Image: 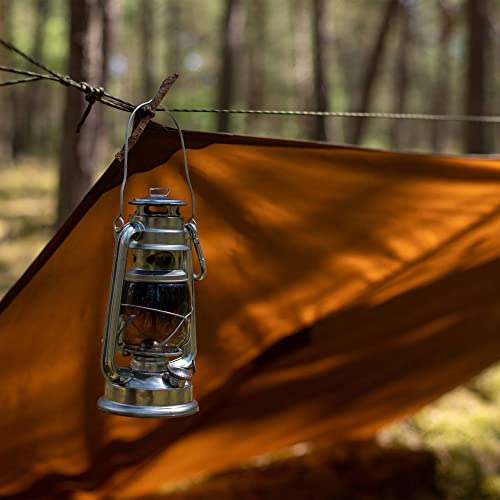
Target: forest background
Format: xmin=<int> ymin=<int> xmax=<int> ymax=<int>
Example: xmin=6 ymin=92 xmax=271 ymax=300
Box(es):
xmin=0 ymin=0 xmax=499 ymax=498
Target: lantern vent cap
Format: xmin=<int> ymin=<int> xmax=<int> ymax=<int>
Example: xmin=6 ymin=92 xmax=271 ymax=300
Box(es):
xmin=129 ymin=187 xmax=187 ymax=206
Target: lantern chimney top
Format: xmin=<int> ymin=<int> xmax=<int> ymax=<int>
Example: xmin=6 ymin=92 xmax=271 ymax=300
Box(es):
xmin=129 ymin=187 xmax=188 ymax=207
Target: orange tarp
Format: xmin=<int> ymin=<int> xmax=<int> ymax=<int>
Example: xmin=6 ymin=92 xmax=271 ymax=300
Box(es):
xmin=1 ymin=124 xmax=500 ymax=499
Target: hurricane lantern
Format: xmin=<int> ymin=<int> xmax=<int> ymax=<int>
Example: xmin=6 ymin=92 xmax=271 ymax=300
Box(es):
xmin=98 ymin=187 xmax=206 ymax=418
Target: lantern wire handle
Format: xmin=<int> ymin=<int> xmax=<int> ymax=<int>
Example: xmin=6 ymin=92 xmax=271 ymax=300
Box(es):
xmin=164 ymin=108 xmax=196 ymax=222
xmin=114 ymin=99 xmax=152 ymax=232
xmin=114 ymin=101 xmax=197 ymax=233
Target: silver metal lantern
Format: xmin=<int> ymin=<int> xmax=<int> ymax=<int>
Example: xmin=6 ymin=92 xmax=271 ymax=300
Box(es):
xmin=98 ymin=187 xmax=205 ymax=418
xmin=98 ymin=102 xmax=205 ymax=418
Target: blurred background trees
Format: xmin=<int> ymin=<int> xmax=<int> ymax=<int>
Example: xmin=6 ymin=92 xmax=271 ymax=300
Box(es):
xmin=1 ymin=0 xmax=497 ymax=166
xmin=57 ymin=0 xmax=113 ymax=225
xmin=0 ymin=1 xmax=499 ymax=497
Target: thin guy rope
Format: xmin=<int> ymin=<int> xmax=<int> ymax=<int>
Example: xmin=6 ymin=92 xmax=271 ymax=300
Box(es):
xmin=0 ymin=36 xmax=135 ymax=112
xmin=0 ymin=65 xmax=59 ymax=81
xmin=1 ymin=37 xmax=499 ymax=124
xmin=0 ymin=62 xmax=133 ymax=111
xmin=168 ymin=108 xmax=500 ymax=123
xmin=0 ymin=75 xmax=44 ymax=86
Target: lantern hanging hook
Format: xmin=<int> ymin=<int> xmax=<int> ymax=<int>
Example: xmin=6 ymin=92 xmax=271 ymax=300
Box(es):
xmin=114 ymin=100 xmax=197 ymax=233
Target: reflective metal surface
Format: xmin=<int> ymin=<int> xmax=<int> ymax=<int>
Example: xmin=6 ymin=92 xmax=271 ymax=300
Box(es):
xmin=101 ymin=222 xmax=143 ymax=383
xmin=99 ymin=187 xmax=205 ymax=418
xmin=98 ymin=367 xmax=198 ymax=418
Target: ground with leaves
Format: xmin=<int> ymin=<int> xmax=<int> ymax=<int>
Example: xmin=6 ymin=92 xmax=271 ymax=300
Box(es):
xmin=1 ymin=160 xmax=499 ymax=499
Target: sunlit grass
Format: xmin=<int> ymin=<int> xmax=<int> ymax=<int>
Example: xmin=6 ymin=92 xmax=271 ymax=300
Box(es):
xmin=0 ymin=157 xmax=56 ymax=297
xmin=378 ymin=365 xmax=500 ymax=499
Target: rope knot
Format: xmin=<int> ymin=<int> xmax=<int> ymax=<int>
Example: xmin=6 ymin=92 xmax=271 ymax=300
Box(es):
xmin=76 ymin=83 xmax=105 ymax=133
xmin=83 ymin=85 xmax=105 ymax=103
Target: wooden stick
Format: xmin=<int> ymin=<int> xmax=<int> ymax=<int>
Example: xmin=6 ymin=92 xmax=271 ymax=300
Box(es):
xmin=115 ymin=73 xmax=179 ymax=162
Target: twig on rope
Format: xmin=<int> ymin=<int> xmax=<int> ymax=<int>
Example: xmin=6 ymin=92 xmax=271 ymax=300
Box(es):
xmin=115 ymin=74 xmax=179 ymax=162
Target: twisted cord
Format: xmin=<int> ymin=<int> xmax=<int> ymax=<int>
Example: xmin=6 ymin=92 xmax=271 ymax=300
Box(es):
xmin=0 ymin=62 xmax=133 ymax=112
xmin=168 ymin=108 xmax=500 ymax=123
xmin=0 ymin=64 xmax=60 ymax=82
xmin=0 ymin=36 xmax=135 ymax=113
xmin=0 ymin=75 xmax=44 ymax=87
xmin=1 ymin=37 xmax=499 ymax=124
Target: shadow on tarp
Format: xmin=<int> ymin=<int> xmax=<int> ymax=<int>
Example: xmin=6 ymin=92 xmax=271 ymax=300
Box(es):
xmin=131 ymin=440 xmax=440 ymax=500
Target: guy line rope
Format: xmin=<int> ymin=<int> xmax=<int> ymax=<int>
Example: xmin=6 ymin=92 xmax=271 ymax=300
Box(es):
xmin=1 ymin=36 xmax=500 ymax=125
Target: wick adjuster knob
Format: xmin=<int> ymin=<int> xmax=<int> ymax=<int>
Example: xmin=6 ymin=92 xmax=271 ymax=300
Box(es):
xmin=164 ymin=365 xmax=192 ymax=388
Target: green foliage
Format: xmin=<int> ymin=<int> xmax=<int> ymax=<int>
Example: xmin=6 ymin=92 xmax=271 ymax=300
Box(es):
xmin=379 ymin=365 xmax=500 ymax=499
xmin=7 ymin=0 xmax=67 ymax=69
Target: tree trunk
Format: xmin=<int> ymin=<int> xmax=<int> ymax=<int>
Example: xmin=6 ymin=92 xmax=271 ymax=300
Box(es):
xmin=94 ymin=0 xmax=116 ymax=165
xmin=101 ymin=0 xmax=116 ymax=86
xmin=390 ymin=1 xmax=410 ymax=149
xmin=140 ymin=0 xmax=155 ymax=98
xmin=350 ymin=0 xmax=399 ymax=145
xmin=57 ymin=0 xmax=105 ymax=226
xmin=311 ymin=0 xmax=329 ymax=141
xmin=166 ymin=0 xmax=181 ymax=72
xmin=290 ymin=0 xmax=315 ymax=139
xmin=8 ymin=0 xmax=26 ymax=160
xmin=464 ymin=0 xmax=492 ymax=153
xmin=430 ymin=0 xmax=457 ymax=152
xmin=21 ymin=0 xmax=50 ymax=153
xmin=217 ymin=0 xmax=245 ymax=133
xmin=0 ymin=0 xmax=13 ymax=164
xmin=245 ymin=0 xmax=267 ymax=133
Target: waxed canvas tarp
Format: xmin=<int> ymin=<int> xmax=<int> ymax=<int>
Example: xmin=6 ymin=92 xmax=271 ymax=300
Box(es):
xmin=1 ymin=123 xmax=500 ymax=499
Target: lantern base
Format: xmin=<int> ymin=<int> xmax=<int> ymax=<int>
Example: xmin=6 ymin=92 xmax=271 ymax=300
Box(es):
xmin=97 ymin=368 xmax=198 ymax=418
xmin=97 ymin=397 xmax=199 ymax=418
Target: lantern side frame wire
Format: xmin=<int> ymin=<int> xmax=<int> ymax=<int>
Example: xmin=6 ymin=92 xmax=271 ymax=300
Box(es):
xmin=101 ymin=222 xmax=144 ymax=383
